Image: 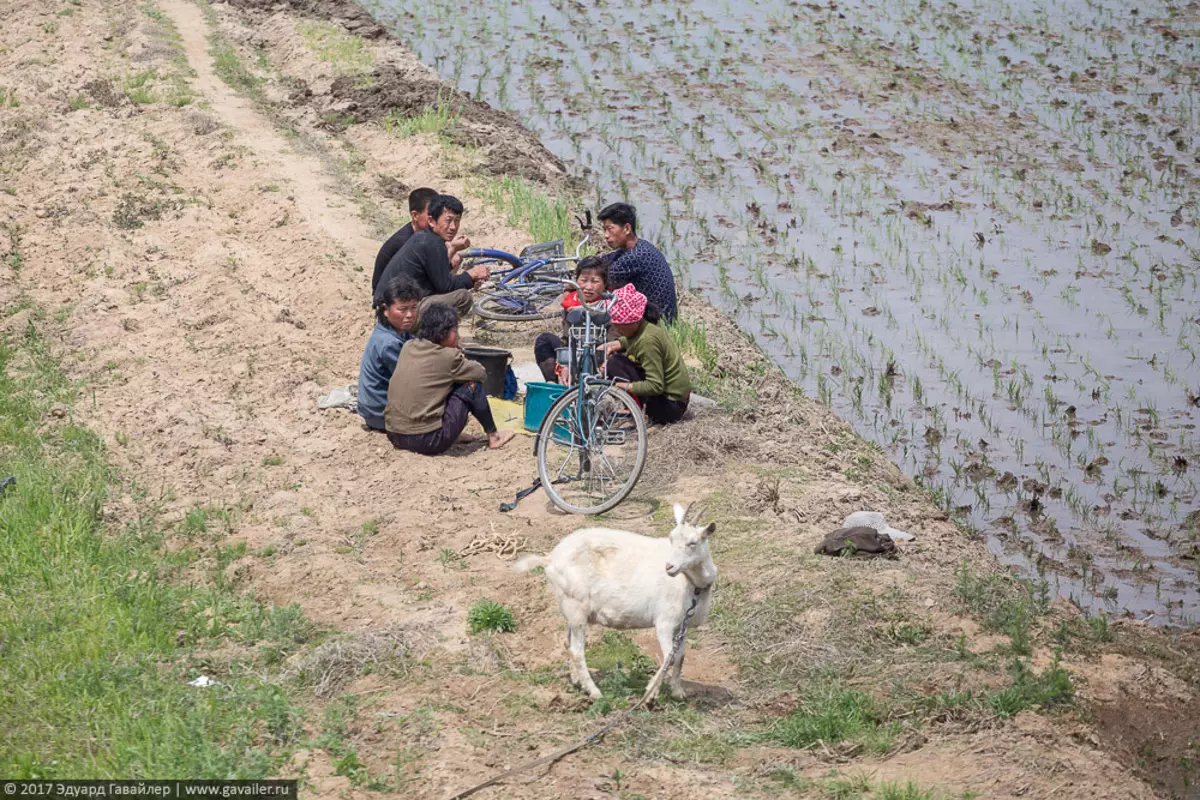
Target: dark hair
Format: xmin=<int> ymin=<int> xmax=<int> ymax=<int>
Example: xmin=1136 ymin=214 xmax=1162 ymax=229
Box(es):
xmin=408 ymin=187 xmax=438 ymax=214
xmin=644 ymin=300 xmax=662 ymax=325
xmin=374 ymin=275 xmax=424 ymax=325
xmin=598 ymin=202 xmax=637 ymax=236
xmin=417 ymin=302 xmax=458 ymax=343
xmin=575 ymin=255 xmax=609 ymax=287
xmin=428 ymin=194 xmax=465 ymax=220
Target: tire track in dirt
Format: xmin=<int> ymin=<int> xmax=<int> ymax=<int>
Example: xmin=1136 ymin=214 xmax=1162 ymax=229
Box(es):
xmin=160 ymin=0 xmax=378 ymax=265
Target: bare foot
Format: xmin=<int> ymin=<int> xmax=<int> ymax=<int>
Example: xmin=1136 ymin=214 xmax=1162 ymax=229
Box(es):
xmin=488 ymin=430 xmax=516 ymax=450
xmin=456 ymin=432 xmax=480 ymax=444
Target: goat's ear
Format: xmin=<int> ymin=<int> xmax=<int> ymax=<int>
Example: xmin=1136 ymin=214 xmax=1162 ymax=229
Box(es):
xmin=673 ymin=503 xmax=686 ymax=525
xmin=703 ymin=522 xmax=717 ymax=538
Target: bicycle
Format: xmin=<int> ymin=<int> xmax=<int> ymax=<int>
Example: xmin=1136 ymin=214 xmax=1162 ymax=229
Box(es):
xmin=466 ymin=212 xmax=593 ymax=322
xmin=534 ymin=280 xmax=648 ymax=515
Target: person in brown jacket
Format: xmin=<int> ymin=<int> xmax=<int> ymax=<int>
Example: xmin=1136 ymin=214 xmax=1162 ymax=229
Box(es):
xmin=384 ymin=303 xmax=515 ymax=455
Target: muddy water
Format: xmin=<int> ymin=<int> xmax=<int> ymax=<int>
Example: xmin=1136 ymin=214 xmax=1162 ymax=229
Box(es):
xmin=363 ymin=0 xmax=1200 ymax=622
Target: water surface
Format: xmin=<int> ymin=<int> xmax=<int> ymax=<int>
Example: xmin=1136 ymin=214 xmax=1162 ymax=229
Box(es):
xmin=365 ymin=0 xmax=1200 ymax=622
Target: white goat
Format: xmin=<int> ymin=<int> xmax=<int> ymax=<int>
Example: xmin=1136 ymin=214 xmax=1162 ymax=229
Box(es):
xmin=515 ymin=503 xmax=717 ymax=702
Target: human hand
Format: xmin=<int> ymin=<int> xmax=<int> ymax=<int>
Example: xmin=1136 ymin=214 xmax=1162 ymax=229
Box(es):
xmin=603 ymin=340 xmax=622 ymax=356
xmin=450 ymin=234 xmax=471 ymax=252
xmin=467 ymin=263 xmax=489 ymax=283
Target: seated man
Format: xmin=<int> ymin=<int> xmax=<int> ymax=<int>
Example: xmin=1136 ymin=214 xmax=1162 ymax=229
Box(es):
xmin=384 ymin=303 xmax=515 ymax=454
xmin=357 ymin=275 xmax=423 ymax=432
xmin=599 ymin=201 xmax=678 ymax=323
xmin=604 ymin=284 xmax=692 ymax=424
xmin=371 ymin=186 xmax=439 ymax=295
xmin=373 ymin=194 xmax=485 ymax=319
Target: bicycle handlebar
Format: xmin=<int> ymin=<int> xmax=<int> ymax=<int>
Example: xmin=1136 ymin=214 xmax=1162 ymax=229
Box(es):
xmin=562 ymin=280 xmax=613 ymax=314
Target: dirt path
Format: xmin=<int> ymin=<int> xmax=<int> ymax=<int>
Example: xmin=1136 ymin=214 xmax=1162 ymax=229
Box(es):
xmin=161 ymin=0 xmax=379 ymax=264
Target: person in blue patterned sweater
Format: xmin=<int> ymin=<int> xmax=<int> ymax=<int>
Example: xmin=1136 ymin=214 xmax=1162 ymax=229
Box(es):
xmin=598 ymin=202 xmax=678 ymax=323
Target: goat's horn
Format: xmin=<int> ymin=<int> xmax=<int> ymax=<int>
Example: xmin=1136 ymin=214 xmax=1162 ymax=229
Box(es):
xmin=684 ymin=501 xmax=706 ymax=525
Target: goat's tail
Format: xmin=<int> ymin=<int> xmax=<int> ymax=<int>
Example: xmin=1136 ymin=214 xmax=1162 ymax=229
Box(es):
xmin=513 ymin=554 xmax=548 ymax=573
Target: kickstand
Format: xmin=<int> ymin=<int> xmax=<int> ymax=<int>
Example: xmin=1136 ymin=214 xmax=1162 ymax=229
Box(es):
xmin=499 ymin=477 xmax=541 ymax=512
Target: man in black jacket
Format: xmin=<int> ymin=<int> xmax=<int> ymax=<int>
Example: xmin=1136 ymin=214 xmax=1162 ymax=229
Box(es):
xmin=373 ymin=195 xmax=487 ymax=318
xmin=371 ymin=186 xmax=439 ymax=294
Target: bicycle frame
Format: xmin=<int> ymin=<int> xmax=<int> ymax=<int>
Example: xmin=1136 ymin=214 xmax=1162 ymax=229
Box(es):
xmin=554 ymin=282 xmax=617 ymax=468
xmin=464 ymin=230 xmax=592 ymax=288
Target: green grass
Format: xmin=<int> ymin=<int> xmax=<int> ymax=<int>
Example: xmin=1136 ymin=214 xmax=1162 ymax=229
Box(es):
xmin=466 ymin=600 xmax=516 ymax=634
xmin=211 ymin=40 xmax=263 ymax=95
xmin=473 ymin=174 xmax=578 ymax=246
xmin=987 ymin=655 xmax=1074 ymax=718
xmin=0 ymin=316 xmax=310 ymax=777
xmin=384 ymin=90 xmax=459 ymax=138
xmin=299 ymin=21 xmax=373 ymax=78
xmin=4 ymin=224 xmax=25 ymax=271
xmin=1 ymin=87 xmax=21 ymax=108
xmin=584 ymin=631 xmax=656 ymax=700
xmin=952 ymin=563 xmax=1046 ymax=655
xmin=764 ymin=770 xmax=973 ymax=800
xmin=773 ymin=685 xmax=900 ymax=755
xmin=668 ymin=316 xmax=720 ymax=398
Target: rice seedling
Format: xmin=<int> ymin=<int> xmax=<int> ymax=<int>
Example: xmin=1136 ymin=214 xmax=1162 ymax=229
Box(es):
xmin=380 ymin=0 xmax=1200 ymax=621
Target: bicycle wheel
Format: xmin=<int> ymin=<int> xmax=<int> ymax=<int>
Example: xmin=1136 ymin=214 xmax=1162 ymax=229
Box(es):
xmin=474 ymin=290 xmax=564 ymax=322
xmin=536 ymin=385 xmax=647 ymax=515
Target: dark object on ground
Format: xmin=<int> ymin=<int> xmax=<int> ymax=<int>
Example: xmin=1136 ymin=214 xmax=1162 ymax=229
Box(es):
xmin=463 ymin=345 xmax=512 ymax=397
xmin=503 ymin=365 xmax=518 ymax=401
xmin=814 ymin=526 xmax=897 ymax=558
xmin=500 ymin=477 xmax=541 ymax=513
xmin=0 ymin=476 xmax=15 ymax=496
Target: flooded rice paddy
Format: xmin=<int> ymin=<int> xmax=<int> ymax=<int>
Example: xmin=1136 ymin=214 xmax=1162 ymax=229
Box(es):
xmin=364 ymin=0 xmax=1200 ymax=622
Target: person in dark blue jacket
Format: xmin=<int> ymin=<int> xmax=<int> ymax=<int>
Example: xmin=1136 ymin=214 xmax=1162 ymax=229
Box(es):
xmin=357 ymin=275 xmax=423 ymax=431
xmin=598 ymin=202 xmax=678 ymax=323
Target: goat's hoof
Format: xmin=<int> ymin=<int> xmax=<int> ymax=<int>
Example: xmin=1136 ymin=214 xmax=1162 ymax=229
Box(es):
xmin=668 ymin=687 xmax=687 ymax=700
xmin=587 ymin=688 xmax=602 ymax=700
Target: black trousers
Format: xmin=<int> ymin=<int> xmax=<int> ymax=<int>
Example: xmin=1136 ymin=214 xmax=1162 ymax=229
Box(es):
xmin=534 ymin=333 xmax=563 ymax=383
xmin=387 ymin=382 xmax=496 ymax=455
xmin=606 ymin=353 xmax=689 ymax=424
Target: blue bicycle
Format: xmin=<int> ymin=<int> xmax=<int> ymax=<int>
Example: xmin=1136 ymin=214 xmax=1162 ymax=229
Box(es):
xmin=466 ymin=213 xmax=592 ymax=321
xmin=535 ymin=280 xmax=648 ymax=514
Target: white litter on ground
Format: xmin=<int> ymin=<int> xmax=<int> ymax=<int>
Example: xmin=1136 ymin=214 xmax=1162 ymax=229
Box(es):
xmin=842 ymin=510 xmax=915 ymax=542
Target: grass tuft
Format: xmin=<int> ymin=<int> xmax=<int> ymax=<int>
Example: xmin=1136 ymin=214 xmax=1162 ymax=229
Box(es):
xmin=467 ymin=599 xmax=516 ymax=634
xmin=474 ymin=175 xmax=578 ymax=246
xmin=773 ymin=685 xmax=899 ymax=754
xmin=384 ymin=90 xmax=459 ymax=138
xmin=299 ymin=21 xmax=373 ymax=78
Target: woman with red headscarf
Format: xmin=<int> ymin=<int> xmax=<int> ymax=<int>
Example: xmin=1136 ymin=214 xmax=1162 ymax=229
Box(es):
xmin=603 ymin=283 xmax=692 ymax=424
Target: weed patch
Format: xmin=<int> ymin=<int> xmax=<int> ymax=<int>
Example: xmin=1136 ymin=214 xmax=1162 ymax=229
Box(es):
xmin=467 ymin=599 xmax=516 ymax=634
xmin=299 ymin=21 xmax=373 ymax=78
xmin=0 ymin=318 xmax=307 ymax=776
xmin=953 ymin=564 xmax=1047 ymax=654
xmin=473 ymin=174 xmax=578 ymax=246
xmin=384 ymin=89 xmax=459 ymax=138
xmin=773 ymin=685 xmax=900 ymax=755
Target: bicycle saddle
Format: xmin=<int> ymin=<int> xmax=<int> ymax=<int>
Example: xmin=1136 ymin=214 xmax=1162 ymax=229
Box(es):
xmin=565 ymin=308 xmax=611 ymax=326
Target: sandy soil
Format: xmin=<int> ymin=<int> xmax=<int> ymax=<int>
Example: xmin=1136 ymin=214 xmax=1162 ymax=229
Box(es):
xmin=1 ymin=0 xmax=1197 ymax=798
